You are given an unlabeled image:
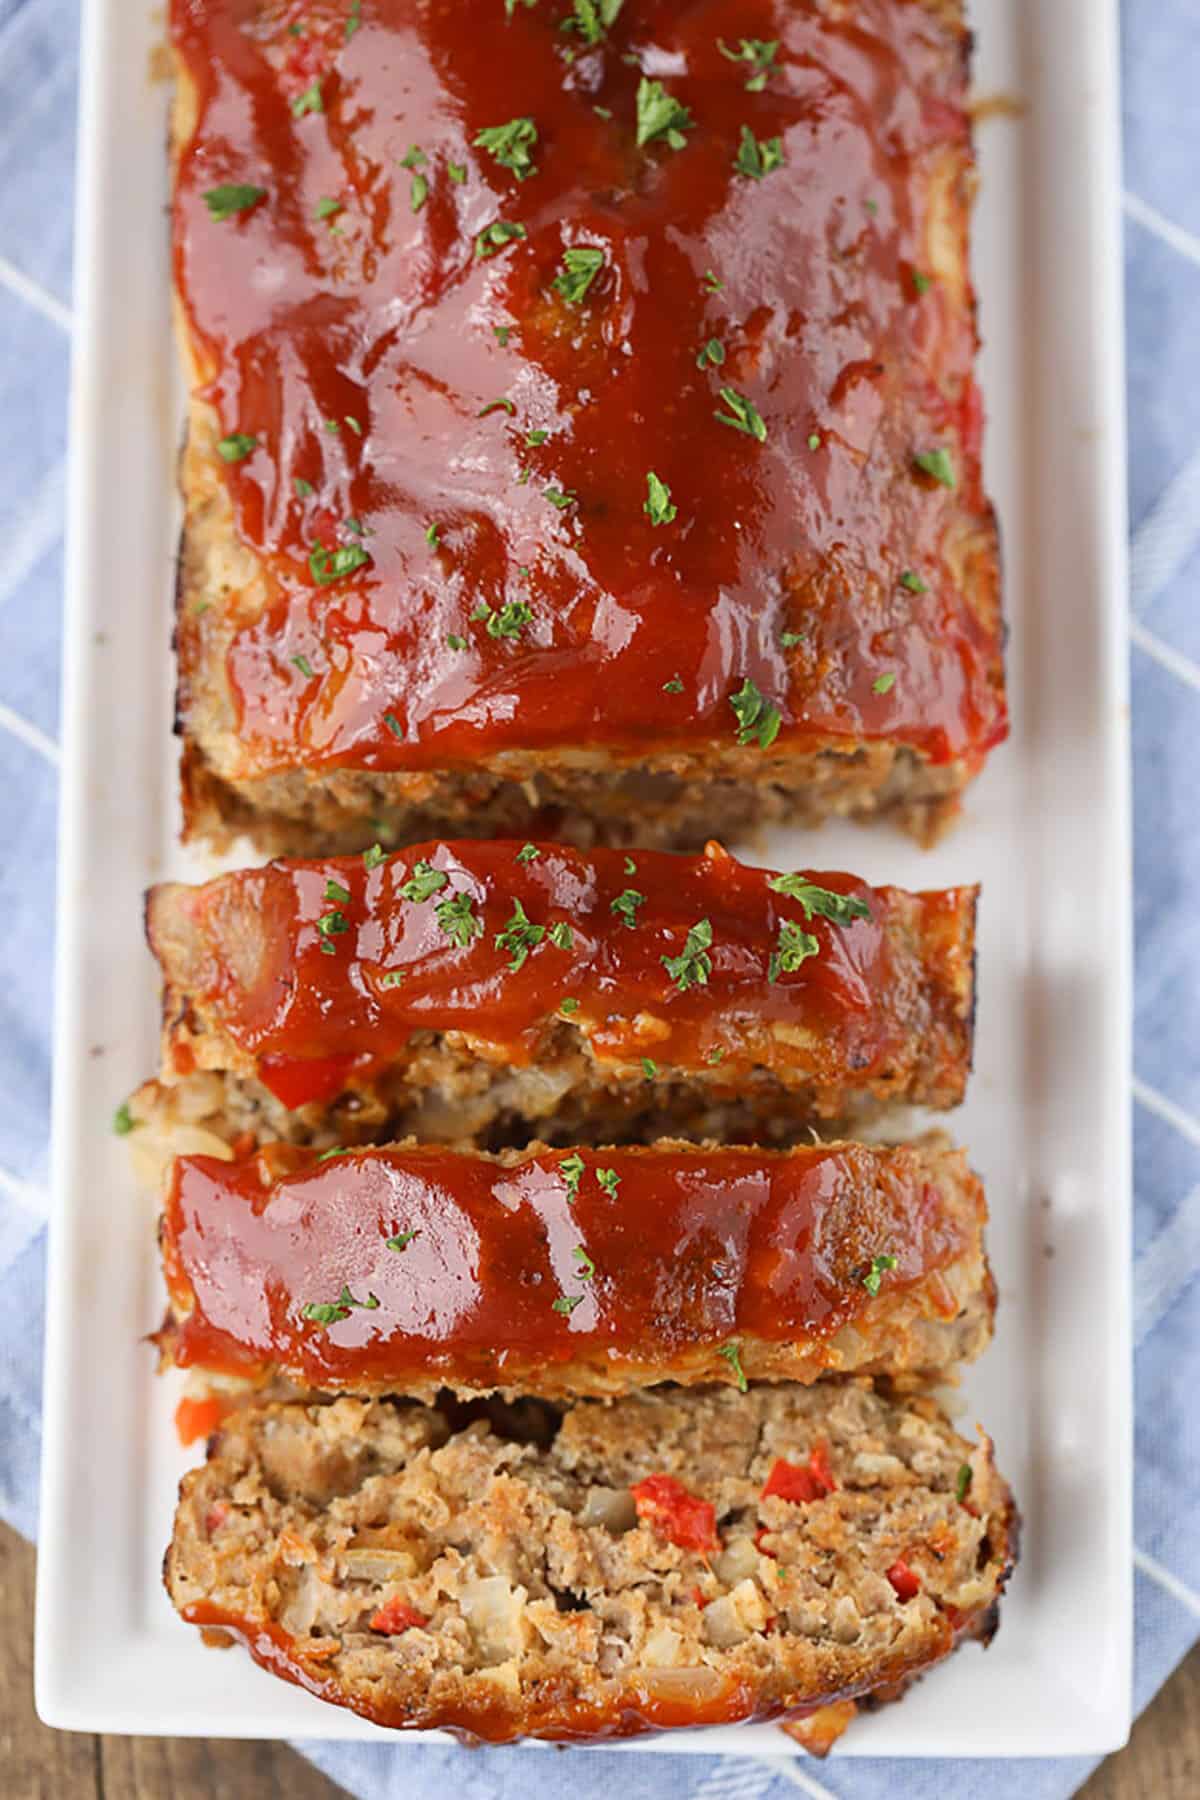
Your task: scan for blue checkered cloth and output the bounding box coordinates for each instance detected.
[1,2,1196,1794]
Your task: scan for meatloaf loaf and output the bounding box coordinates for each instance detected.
[136,840,976,1153]
[156,1136,992,1402]
[170,0,1004,856]
[165,1381,1017,1744]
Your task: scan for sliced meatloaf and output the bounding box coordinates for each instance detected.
[136,840,976,1154]
[155,1136,993,1402]
[165,1382,1018,1744]
[170,1,1004,856]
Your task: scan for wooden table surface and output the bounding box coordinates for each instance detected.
[4,1520,1195,1799]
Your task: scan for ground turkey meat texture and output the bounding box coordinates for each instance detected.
[165,1382,1017,1744]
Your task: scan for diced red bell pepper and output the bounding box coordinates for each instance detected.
[630,1474,718,1552]
[369,1599,428,1635]
[175,1394,228,1448]
[760,1441,837,1504]
[886,1557,922,1601]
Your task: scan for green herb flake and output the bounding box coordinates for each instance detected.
[663,676,684,693]
[344,415,363,435]
[525,429,548,447]
[696,337,725,370]
[382,711,404,739]
[562,0,624,45]
[552,1293,583,1315]
[861,1253,899,1297]
[708,1046,724,1064]
[549,921,574,949]
[302,1285,380,1327]
[315,196,342,221]
[425,523,441,548]
[733,125,784,181]
[561,1150,585,1200]
[480,597,534,640]
[410,171,429,212]
[400,860,449,903]
[554,244,605,305]
[769,919,820,983]
[386,1227,421,1252]
[640,1056,657,1080]
[203,183,266,221]
[448,161,468,185]
[780,631,805,648]
[635,78,693,151]
[291,654,315,678]
[436,890,483,948]
[475,219,528,260]
[955,1463,973,1503]
[912,269,932,295]
[446,633,467,651]
[478,397,517,418]
[316,909,350,954]
[597,1167,620,1198]
[544,485,577,511]
[913,447,956,489]
[294,476,314,497]
[112,1101,136,1136]
[717,1339,749,1393]
[900,569,927,593]
[644,471,677,526]
[291,81,324,119]
[323,878,351,905]
[703,269,724,291]
[729,676,781,748]
[316,1145,348,1162]
[873,671,896,695]
[662,918,713,992]
[309,541,371,586]
[559,996,581,1015]
[624,856,637,875]
[495,897,545,971]
[515,843,541,864]
[217,433,258,463]
[717,37,779,92]
[610,888,645,929]
[766,876,872,926]
[714,386,767,441]
[363,842,387,871]
[474,116,539,180]
[379,969,407,988]
[400,146,427,170]
[807,432,821,451]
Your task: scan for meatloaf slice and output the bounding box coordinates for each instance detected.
[137,840,976,1155]
[155,1136,992,1403]
[165,1382,1018,1744]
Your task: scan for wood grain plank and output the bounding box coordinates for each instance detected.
[99,1734,349,1800]
[1079,1641,1200,1800]
[0,1520,98,1800]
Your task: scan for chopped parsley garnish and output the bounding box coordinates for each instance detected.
[516,842,541,863]
[525,429,548,446]
[554,245,605,305]
[291,80,324,119]
[291,654,315,678]
[807,432,822,451]
[315,197,342,221]
[316,909,350,953]
[572,1244,597,1279]
[324,878,352,905]
[345,0,362,39]
[217,433,258,463]
[703,269,724,291]
[663,676,684,693]
[476,219,528,259]
[635,78,693,150]
[662,918,713,991]
[496,897,545,970]
[729,676,781,748]
[386,1227,421,1252]
[708,1046,724,1064]
[714,386,767,441]
[912,270,932,295]
[478,397,517,417]
[561,1151,585,1200]
[769,919,820,982]
[696,337,725,369]
[913,447,956,488]
[610,888,645,929]
[780,631,805,648]
[363,842,388,870]
[900,569,927,593]
[203,183,266,221]
[294,477,314,497]
[559,996,580,1015]
[717,37,779,91]
[410,171,428,212]
[624,857,637,874]
[562,0,623,44]
[955,1463,973,1503]
[309,541,370,585]
[861,1253,898,1297]
[638,1058,658,1085]
[400,145,427,169]
[504,0,538,13]
[112,1102,136,1136]
[733,126,784,181]
[474,116,539,180]
[344,415,363,434]
[717,1339,749,1393]
[873,671,896,694]
[544,486,577,511]
[447,633,467,650]
[383,711,404,739]
[766,876,872,926]
[448,161,468,184]
[316,1145,348,1161]
[425,523,440,548]
[302,1285,379,1327]
[436,891,483,947]
[552,1293,583,1315]
[597,1167,620,1198]
[379,969,407,988]
[644,471,677,526]
[399,860,449,903]
[549,921,573,949]
[475,597,534,639]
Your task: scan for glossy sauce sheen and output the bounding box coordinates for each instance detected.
[162,1141,975,1389]
[172,0,1004,774]
[156,840,972,1110]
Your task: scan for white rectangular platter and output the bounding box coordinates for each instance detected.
[36,0,1132,1758]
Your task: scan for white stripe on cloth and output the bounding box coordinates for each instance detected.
[691,1757,793,1800]
[1134,1547,1200,1621]
[1129,442,1200,613]
[0,455,66,616]
[1134,1077,1200,1152]
[0,252,72,334]
[0,699,59,767]
[765,1756,841,1800]
[1130,620,1200,696]
[1124,189,1200,271]
[1133,1180,1200,1346]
